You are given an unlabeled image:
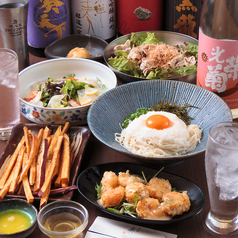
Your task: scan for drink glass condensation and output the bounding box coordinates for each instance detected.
[0,48,20,140]
[205,122,238,234]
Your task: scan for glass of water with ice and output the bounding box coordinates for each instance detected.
[0,48,19,140]
[205,122,238,234]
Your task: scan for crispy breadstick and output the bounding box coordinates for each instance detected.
[34,127,51,192]
[47,125,62,160]
[52,152,61,182]
[0,146,25,199]
[0,177,12,199]
[36,128,44,149]
[22,153,34,203]
[0,155,11,180]
[38,135,64,197]
[22,176,34,203]
[60,122,70,135]
[54,152,64,188]
[16,181,23,195]
[45,123,70,188]
[23,126,31,156]
[0,123,73,206]
[40,184,51,210]
[19,135,37,183]
[8,146,25,194]
[60,134,70,187]
[0,136,25,189]
[29,128,44,185]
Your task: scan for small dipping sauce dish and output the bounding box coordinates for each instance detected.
[37,200,88,238]
[0,198,37,238]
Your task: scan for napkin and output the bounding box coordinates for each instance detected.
[85,216,177,238]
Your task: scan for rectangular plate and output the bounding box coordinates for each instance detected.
[0,122,90,201]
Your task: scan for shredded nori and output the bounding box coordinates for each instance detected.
[122,88,200,128]
[148,94,199,125]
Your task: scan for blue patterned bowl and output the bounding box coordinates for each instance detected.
[87,80,232,165]
[19,58,117,125]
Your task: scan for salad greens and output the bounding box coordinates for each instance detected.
[130,32,161,46]
[108,32,198,79]
[27,73,104,108]
[61,79,92,101]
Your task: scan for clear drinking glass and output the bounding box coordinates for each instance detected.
[0,48,19,140]
[205,122,238,234]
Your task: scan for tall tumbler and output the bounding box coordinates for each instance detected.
[0,0,29,71]
[0,48,19,140]
[205,122,238,234]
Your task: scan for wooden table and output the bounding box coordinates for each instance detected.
[0,53,237,238]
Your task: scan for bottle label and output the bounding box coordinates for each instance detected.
[164,0,202,39]
[197,28,238,109]
[117,0,163,35]
[71,0,116,40]
[27,0,71,48]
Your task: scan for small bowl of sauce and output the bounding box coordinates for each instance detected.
[37,200,88,237]
[0,198,37,238]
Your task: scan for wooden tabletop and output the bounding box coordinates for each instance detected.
[0,53,237,238]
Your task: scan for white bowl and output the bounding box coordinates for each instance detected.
[19,58,117,125]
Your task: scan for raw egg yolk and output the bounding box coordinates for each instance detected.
[145,115,173,130]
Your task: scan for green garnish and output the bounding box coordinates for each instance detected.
[95,183,102,199]
[64,73,76,78]
[107,198,139,218]
[122,107,149,128]
[152,167,164,178]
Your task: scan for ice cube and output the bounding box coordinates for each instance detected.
[214,125,238,146]
[216,150,238,200]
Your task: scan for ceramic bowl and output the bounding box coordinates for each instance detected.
[87,80,232,166]
[0,198,37,238]
[104,31,198,84]
[37,200,88,238]
[19,58,117,125]
[45,34,108,63]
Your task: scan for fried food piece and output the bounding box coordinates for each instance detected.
[125,182,149,203]
[67,47,91,58]
[101,171,119,193]
[136,197,171,220]
[161,191,191,217]
[118,170,144,187]
[146,177,172,200]
[100,186,125,208]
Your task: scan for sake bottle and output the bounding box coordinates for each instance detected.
[196,0,238,118]
[71,0,116,43]
[27,0,71,57]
